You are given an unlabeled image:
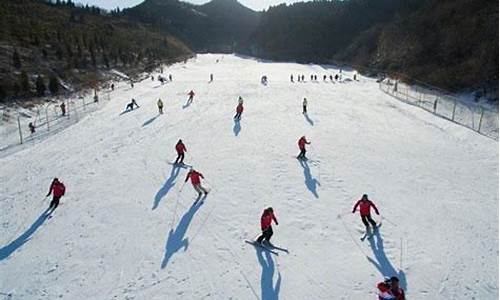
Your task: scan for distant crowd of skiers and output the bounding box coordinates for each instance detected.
[42,67,404,299]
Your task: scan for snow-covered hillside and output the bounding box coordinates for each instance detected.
[0,54,498,299]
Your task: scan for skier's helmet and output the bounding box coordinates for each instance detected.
[54,178,59,182]
[362,194,368,200]
[267,207,273,213]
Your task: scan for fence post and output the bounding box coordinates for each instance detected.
[478,108,484,133]
[17,115,23,144]
[452,101,457,121]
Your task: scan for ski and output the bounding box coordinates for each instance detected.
[245,240,278,255]
[360,223,382,241]
[265,243,289,253]
[168,162,192,168]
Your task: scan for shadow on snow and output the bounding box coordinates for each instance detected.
[254,247,281,300]
[303,113,314,126]
[161,201,203,268]
[0,208,50,261]
[153,165,181,210]
[299,159,320,198]
[367,230,408,291]
[142,114,160,127]
[233,119,241,136]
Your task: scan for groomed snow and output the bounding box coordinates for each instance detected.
[0,54,498,299]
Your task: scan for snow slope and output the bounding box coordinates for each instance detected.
[0,54,498,300]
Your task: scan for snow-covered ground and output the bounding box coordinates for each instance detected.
[0,54,497,299]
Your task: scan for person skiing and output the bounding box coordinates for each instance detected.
[297,74,301,82]
[353,73,357,81]
[169,74,172,82]
[302,98,308,114]
[297,135,311,160]
[290,74,294,82]
[210,74,213,82]
[301,75,305,81]
[352,194,380,230]
[130,81,134,88]
[377,276,405,300]
[125,98,139,111]
[28,122,36,134]
[335,74,339,81]
[323,75,327,81]
[329,75,333,81]
[60,102,66,116]
[46,178,66,212]
[256,207,278,245]
[174,139,187,164]
[310,74,314,81]
[234,102,244,120]
[185,168,208,197]
[157,98,164,114]
[187,90,195,103]
[111,83,115,91]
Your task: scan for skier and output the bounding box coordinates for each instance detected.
[46,178,66,212]
[310,74,314,81]
[329,75,333,81]
[302,98,308,114]
[234,102,244,120]
[314,75,317,81]
[335,74,339,81]
[323,75,327,81]
[111,83,115,91]
[353,73,357,81]
[297,74,301,82]
[169,74,172,82]
[377,277,405,300]
[28,122,36,134]
[185,168,208,197]
[187,90,195,103]
[352,194,380,231]
[301,75,305,81]
[157,98,164,114]
[256,207,278,245]
[290,74,294,82]
[125,98,139,111]
[261,75,268,85]
[130,81,134,88]
[210,74,213,82]
[297,136,311,160]
[174,139,187,164]
[60,102,66,116]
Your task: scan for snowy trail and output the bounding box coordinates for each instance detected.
[0,54,497,299]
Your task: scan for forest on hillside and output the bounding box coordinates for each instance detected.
[0,0,191,102]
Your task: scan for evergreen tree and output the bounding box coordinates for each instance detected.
[35,75,46,97]
[48,75,59,94]
[13,49,21,69]
[19,71,30,94]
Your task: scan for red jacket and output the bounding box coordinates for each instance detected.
[298,137,309,150]
[175,143,186,154]
[377,282,405,300]
[188,91,195,97]
[48,181,65,197]
[260,211,278,230]
[186,170,204,185]
[352,199,379,216]
[236,103,243,113]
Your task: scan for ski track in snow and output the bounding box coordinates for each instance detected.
[0,54,498,299]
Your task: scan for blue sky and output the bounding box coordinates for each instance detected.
[79,0,302,11]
